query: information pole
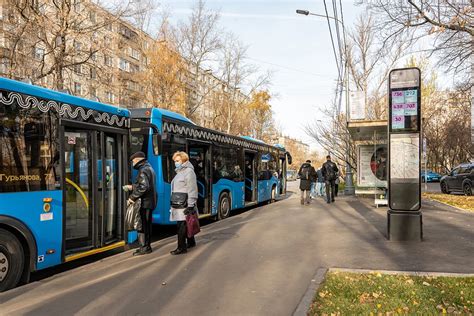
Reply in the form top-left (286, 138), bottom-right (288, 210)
top-left (387, 67), bottom-right (423, 241)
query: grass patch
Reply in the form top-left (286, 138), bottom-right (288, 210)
top-left (309, 271), bottom-right (474, 315)
top-left (423, 192), bottom-right (474, 212)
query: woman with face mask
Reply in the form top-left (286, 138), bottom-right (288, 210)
top-left (169, 151), bottom-right (199, 255)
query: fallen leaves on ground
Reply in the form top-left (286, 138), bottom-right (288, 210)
top-left (423, 192), bottom-right (474, 212)
top-left (309, 272), bottom-right (474, 315)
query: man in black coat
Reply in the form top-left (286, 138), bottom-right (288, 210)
top-left (124, 151), bottom-right (157, 255)
top-left (298, 160), bottom-right (317, 205)
top-left (321, 155), bottom-right (339, 204)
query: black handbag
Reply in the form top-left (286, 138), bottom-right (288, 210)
top-left (170, 192), bottom-right (188, 208)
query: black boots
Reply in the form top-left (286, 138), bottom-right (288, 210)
top-left (133, 233), bottom-right (152, 256)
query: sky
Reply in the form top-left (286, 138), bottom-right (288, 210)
top-left (155, 1), bottom-right (364, 149)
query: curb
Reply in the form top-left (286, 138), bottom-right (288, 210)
top-left (422, 198), bottom-right (473, 214)
top-left (293, 267), bottom-right (327, 316)
top-left (329, 267), bottom-right (474, 278)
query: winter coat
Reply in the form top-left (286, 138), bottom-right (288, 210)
top-left (298, 163), bottom-right (317, 191)
top-left (322, 160), bottom-right (339, 182)
top-left (130, 160), bottom-right (157, 210)
top-left (170, 161), bottom-right (198, 222)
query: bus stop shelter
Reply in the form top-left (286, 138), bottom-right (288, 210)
top-left (347, 120), bottom-right (388, 207)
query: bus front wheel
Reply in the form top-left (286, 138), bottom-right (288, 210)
top-left (0, 228), bottom-right (25, 292)
top-left (218, 192), bottom-right (231, 220)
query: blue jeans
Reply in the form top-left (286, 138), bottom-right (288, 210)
top-left (310, 182), bottom-right (316, 197)
top-left (316, 182), bottom-right (325, 196)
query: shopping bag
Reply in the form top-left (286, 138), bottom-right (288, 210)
top-left (125, 198), bottom-right (142, 231)
top-left (186, 211), bottom-right (200, 238)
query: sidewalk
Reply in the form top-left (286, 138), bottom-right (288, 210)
top-left (1, 185), bottom-right (473, 315)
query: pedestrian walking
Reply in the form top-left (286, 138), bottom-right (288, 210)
top-left (170, 151), bottom-right (198, 255)
top-left (316, 168), bottom-right (325, 197)
top-left (124, 151), bottom-right (157, 256)
top-left (335, 172), bottom-right (340, 197)
top-left (298, 160), bottom-right (317, 205)
top-left (321, 155), bottom-right (339, 204)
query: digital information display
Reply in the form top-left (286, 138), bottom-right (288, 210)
top-left (391, 89), bottom-right (418, 130)
top-left (388, 68), bottom-right (421, 211)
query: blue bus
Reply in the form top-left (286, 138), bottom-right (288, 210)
top-left (0, 78), bottom-right (291, 291)
top-left (130, 108), bottom-right (292, 224)
top-left (0, 78), bottom-right (138, 291)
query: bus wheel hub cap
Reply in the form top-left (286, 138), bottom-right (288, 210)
top-left (0, 253), bottom-right (8, 282)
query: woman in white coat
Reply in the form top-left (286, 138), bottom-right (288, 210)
top-left (170, 151), bottom-right (198, 255)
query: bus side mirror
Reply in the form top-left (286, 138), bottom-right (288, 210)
top-left (152, 133), bottom-right (161, 156)
top-left (287, 153), bottom-right (292, 165)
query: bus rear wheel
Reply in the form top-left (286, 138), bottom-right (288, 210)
top-left (0, 228), bottom-right (25, 292)
top-left (218, 192), bottom-right (231, 220)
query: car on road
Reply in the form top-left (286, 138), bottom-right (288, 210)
top-left (440, 163), bottom-right (474, 195)
top-left (287, 170), bottom-right (298, 181)
top-left (421, 170), bottom-right (442, 182)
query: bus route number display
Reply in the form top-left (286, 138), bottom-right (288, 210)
top-left (389, 68), bottom-right (421, 133)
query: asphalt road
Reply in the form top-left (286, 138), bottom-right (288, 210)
top-left (421, 181), bottom-right (442, 193)
top-left (1, 182), bottom-right (473, 315)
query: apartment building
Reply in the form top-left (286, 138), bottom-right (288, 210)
top-left (0, 0), bottom-right (248, 128)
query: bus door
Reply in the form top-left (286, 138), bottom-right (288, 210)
top-left (279, 155), bottom-right (287, 195)
top-left (62, 123), bottom-right (125, 257)
top-left (244, 151), bottom-right (257, 204)
top-left (188, 141), bottom-right (212, 215)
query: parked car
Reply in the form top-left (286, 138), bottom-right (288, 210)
top-left (421, 170), bottom-right (442, 182)
top-left (440, 163), bottom-right (474, 195)
top-left (287, 170), bottom-right (298, 181)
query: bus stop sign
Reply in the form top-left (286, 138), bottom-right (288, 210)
top-left (387, 67), bottom-right (422, 241)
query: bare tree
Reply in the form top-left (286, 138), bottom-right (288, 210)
top-left (361, 0), bottom-right (473, 87)
top-left (174, 0), bottom-right (223, 119)
top-left (347, 14), bottom-right (409, 119)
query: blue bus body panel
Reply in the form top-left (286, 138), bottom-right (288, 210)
top-left (151, 108), bottom-right (194, 125)
top-left (0, 191), bottom-right (63, 270)
top-left (257, 177), bottom-right (279, 203)
top-left (212, 179), bottom-right (245, 214)
top-left (0, 77), bottom-right (130, 118)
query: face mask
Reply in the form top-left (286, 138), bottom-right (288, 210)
top-left (175, 162), bottom-right (182, 169)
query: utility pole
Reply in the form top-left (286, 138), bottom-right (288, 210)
top-left (344, 49), bottom-right (355, 195)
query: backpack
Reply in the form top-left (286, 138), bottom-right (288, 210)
top-left (325, 163), bottom-right (337, 181)
top-left (300, 165), bottom-right (311, 180)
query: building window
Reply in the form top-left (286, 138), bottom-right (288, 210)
top-left (106, 91), bottom-right (114, 103)
top-left (89, 11), bottom-right (96, 23)
top-left (74, 40), bottom-right (82, 51)
top-left (74, 82), bottom-right (82, 95)
top-left (104, 55), bottom-right (112, 67)
top-left (90, 67), bottom-right (97, 79)
top-left (73, 64), bottom-right (82, 74)
top-left (119, 58), bottom-right (130, 72)
top-left (130, 48), bottom-right (140, 60)
top-left (34, 47), bottom-right (45, 60)
top-left (0, 58), bottom-right (8, 73)
top-left (89, 87), bottom-right (98, 101)
top-left (73, 0), bottom-right (81, 13)
top-left (0, 35), bottom-right (8, 48)
top-left (91, 52), bottom-right (97, 61)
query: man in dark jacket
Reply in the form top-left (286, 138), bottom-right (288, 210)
top-left (298, 160), bottom-right (317, 205)
top-left (124, 151), bottom-right (157, 255)
top-left (321, 155), bottom-right (339, 204)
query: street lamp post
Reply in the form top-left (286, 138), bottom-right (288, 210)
top-left (296, 9), bottom-right (355, 195)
